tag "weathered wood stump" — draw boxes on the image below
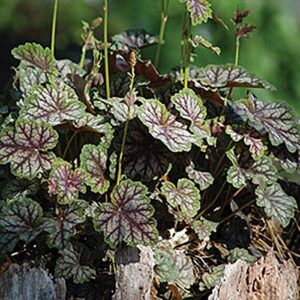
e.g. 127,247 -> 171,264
209,250 -> 299,300
0,264 -> 66,300
113,245 -> 154,300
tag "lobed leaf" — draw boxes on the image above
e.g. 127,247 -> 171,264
185,161 -> 214,190
48,160 -> 86,205
46,200 -> 88,249
20,83 -> 85,126
192,217 -> 218,240
199,265 -> 224,291
237,93 -> 300,153
80,144 -> 109,194
255,183 -> 297,227
2,178 -> 39,201
161,179 -> 200,217
0,119 -> 58,179
185,0 -> 212,25
194,64 -> 274,90
112,29 -> 158,51
120,121 -> 171,181
93,179 -> 158,248
227,248 -> 257,264
55,244 -> 96,284
12,43 -> 56,73
138,99 -> 194,152
0,198 -> 46,252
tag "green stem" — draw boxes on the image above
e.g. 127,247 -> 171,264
184,66 -> 189,89
103,0 -> 110,99
234,36 -> 240,66
51,0 -> 59,56
116,113 -> 130,185
79,44 -> 87,69
180,9 -> 191,86
155,0 -> 170,68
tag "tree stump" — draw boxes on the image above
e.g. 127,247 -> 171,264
113,245 -> 154,300
209,249 -> 299,300
0,264 -> 66,300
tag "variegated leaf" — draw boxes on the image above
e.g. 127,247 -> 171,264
55,244 -> 96,284
255,183 -> 297,227
112,29 -> 158,51
185,161 -> 214,190
171,88 -> 208,140
12,43 -> 56,73
192,217 -> 218,240
199,265 -> 224,291
1,178 -> 39,201
0,198 -> 47,252
138,99 -> 194,152
80,144 -> 109,194
227,248 -> 257,264
185,0 -> 212,25
191,35 -> 221,55
48,159 -> 86,205
119,121 -> 171,181
20,83 -> 85,126
93,180 -> 158,248
237,93 -> 300,153
46,200 -> 88,249
161,179 -> 200,217
195,64 -> 274,90
0,120 -> 58,179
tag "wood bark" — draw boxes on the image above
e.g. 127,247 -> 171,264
209,249 -> 299,300
113,245 -> 154,300
0,264 -> 66,300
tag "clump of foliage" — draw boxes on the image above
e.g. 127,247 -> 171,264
0,1 -> 299,299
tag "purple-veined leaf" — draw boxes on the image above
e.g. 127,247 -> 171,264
138,99 -> 195,152
225,125 -> 243,142
46,200 -> 88,249
55,244 -> 96,284
80,144 -> 109,194
191,35 -> 221,55
20,83 -> 85,126
185,161 -> 214,190
255,183 -> 297,227
56,59 -> 86,81
112,29 -> 158,51
161,179 -> 200,217
12,43 -> 56,73
244,134 -> 266,161
118,121 -> 172,181
93,179 -> 158,248
195,64 -> 274,90
0,198 -> 47,252
0,119 -> 58,179
171,88 -> 207,133
17,64 -> 47,97
227,165 -> 247,189
110,97 -> 138,124
2,178 -> 39,201
226,125 -> 267,160
226,149 -> 277,188
246,156 -> 277,185
48,159 -> 86,205
184,0 -> 212,25
192,217 -> 218,240
236,93 -> 300,153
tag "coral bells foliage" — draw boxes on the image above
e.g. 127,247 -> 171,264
0,4 -> 299,300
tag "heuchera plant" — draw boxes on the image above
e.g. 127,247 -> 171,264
0,1 -> 299,298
